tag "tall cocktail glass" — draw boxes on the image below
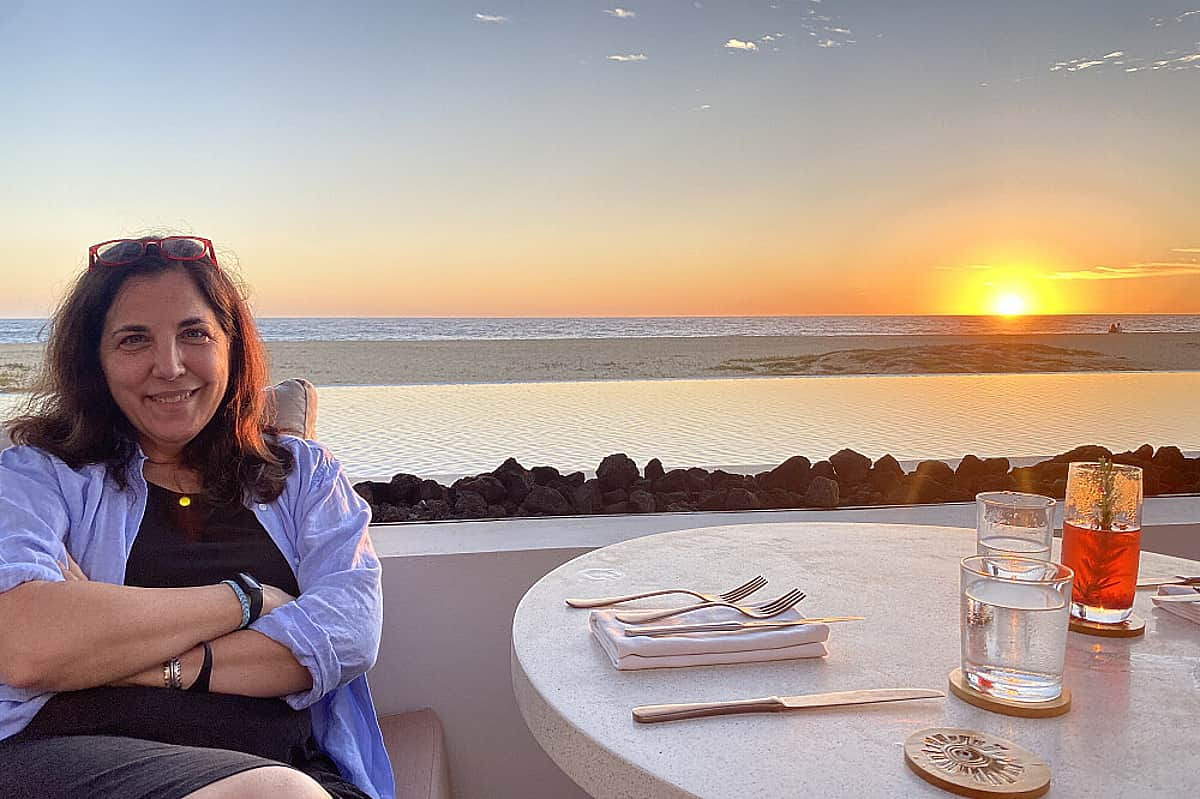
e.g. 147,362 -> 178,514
1059,461 -> 1143,624
976,491 -> 1055,558
960,555 -> 1073,703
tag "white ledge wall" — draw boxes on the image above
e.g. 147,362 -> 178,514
365,498 -> 1200,799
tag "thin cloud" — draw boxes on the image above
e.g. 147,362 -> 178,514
604,8 -> 636,19
607,53 -> 647,62
1172,247 -> 1200,253
1153,9 -> 1200,26
1044,263 -> 1200,281
1051,46 -> 1200,72
474,13 -> 508,23
724,39 -> 759,52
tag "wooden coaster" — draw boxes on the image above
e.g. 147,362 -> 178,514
948,669 -> 1070,718
905,728 -> 1050,798
1068,614 -> 1145,638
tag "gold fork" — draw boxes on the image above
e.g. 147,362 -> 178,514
615,588 -> 806,625
565,575 -> 767,608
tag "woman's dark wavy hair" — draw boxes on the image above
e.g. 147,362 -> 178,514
9,244 -> 293,504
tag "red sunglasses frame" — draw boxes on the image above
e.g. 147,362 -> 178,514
88,236 -> 220,271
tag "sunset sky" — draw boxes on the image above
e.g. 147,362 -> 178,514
1,0 -> 1197,317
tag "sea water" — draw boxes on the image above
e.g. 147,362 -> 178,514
961,579 -> 1069,702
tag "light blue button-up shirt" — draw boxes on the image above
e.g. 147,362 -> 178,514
0,436 -> 395,799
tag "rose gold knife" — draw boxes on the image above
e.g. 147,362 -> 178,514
632,688 -> 944,723
1136,576 -> 1200,589
624,616 -> 865,637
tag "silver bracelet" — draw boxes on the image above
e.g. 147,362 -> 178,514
166,656 -> 183,689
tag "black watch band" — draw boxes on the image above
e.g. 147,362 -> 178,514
234,572 -> 264,625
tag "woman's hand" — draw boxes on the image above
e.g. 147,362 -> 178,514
58,553 -> 89,582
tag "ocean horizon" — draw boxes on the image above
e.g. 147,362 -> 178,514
1,314 -> 1199,344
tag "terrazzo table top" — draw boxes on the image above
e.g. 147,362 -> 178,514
511,522 -> 1200,798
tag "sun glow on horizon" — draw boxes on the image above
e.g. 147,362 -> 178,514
993,292 -> 1028,316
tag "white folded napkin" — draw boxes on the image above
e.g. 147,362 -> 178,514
589,606 -> 829,671
1153,585 -> 1200,625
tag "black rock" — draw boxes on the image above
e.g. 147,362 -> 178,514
454,490 -> 488,518
453,475 -> 507,504
654,469 -> 689,493
413,499 -> 451,521
684,468 -> 711,492
868,454 -> 905,491
531,466 -> 562,486
352,482 -> 374,503
521,485 -> 572,516
571,480 -> 602,513
374,502 -> 405,522
954,454 -> 988,479
914,460 -> 955,484
710,470 -> 744,489
602,488 -> 629,505
628,490 -> 656,513
1051,445 -> 1112,463
803,476 -> 839,508
886,474 -> 950,505
486,504 -> 508,518
830,449 -> 871,484
597,453 -> 640,491
697,490 -> 728,511
564,471 -> 586,487
1153,445 -> 1186,469
644,458 -> 665,482
982,457 -> 1010,476
419,479 -> 448,502
386,473 -> 422,505
761,456 -> 811,493
810,460 -> 836,480
725,488 -> 761,510
491,465 -> 532,504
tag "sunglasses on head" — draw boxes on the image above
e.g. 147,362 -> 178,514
88,236 -> 220,270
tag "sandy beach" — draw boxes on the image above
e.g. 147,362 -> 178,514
2,333 -> 1198,390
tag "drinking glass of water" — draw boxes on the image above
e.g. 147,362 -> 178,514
976,491 -> 1056,558
960,555 -> 1074,703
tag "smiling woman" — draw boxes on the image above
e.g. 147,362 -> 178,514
0,237 -> 393,799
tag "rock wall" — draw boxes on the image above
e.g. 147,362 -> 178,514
353,445 -> 1200,523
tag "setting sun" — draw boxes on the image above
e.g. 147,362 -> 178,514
993,293 -> 1028,316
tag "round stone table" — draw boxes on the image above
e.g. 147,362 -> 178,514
511,523 -> 1200,798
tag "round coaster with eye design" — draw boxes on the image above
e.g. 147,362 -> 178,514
904,727 -> 1050,798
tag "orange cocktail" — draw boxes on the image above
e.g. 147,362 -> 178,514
1060,462 -> 1143,624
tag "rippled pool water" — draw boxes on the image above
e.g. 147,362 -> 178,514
311,371 -> 1199,478
3,372 -> 1197,479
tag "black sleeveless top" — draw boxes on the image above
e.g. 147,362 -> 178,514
21,483 -> 325,767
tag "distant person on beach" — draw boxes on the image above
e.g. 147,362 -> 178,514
0,237 -> 392,798
1108,322 -> 1124,333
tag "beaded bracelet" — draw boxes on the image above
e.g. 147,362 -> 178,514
222,579 -> 252,629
